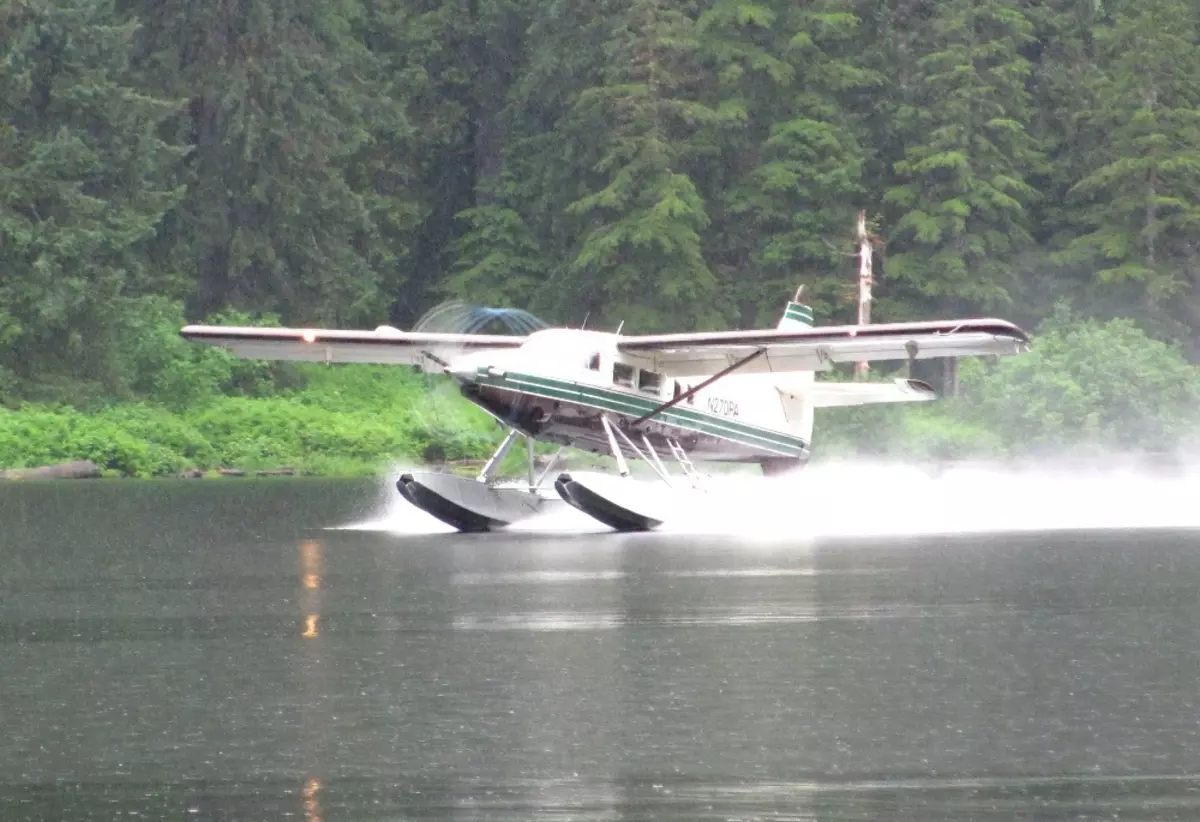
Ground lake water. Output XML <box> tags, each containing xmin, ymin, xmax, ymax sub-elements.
<box><xmin>3</xmin><ymin>466</ymin><xmax>1200</xmax><ymax>820</ymax></box>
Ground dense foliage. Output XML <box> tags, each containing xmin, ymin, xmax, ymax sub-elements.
<box><xmin>0</xmin><ymin>303</ymin><xmax>510</xmax><ymax>475</ymax></box>
<box><xmin>819</xmin><ymin>312</ymin><xmax>1200</xmax><ymax>459</ymax></box>
<box><xmin>2</xmin><ymin>0</ymin><xmax>1199</xmax><ymax>473</ymax></box>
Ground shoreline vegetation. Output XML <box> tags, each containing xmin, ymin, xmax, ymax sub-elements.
<box><xmin>3</xmin><ymin>309</ymin><xmax>1199</xmax><ymax>480</ymax></box>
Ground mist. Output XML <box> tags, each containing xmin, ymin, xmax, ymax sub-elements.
<box><xmin>335</xmin><ymin>454</ymin><xmax>1200</xmax><ymax>539</ymax></box>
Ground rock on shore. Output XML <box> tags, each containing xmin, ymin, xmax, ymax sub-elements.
<box><xmin>1</xmin><ymin>460</ymin><xmax>101</xmax><ymax>480</ymax></box>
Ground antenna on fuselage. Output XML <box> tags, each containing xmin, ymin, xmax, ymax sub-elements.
<box><xmin>615</xmin><ymin>320</ymin><xmax>625</xmax><ymax>335</ymax></box>
<box><xmin>581</xmin><ymin>311</ymin><xmax>590</xmax><ymax>330</ymax></box>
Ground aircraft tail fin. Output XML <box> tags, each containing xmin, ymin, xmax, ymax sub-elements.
<box><xmin>776</xmin><ymin>287</ymin><xmax>814</xmax><ymax>331</ymax></box>
<box><xmin>774</xmin><ymin>287</ymin><xmax>816</xmax><ymax>440</ymax></box>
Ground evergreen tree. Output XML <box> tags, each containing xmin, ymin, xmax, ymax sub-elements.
<box><xmin>128</xmin><ymin>0</ymin><xmax>400</xmax><ymax>326</ymax></box>
<box><xmin>881</xmin><ymin>0</ymin><xmax>1041</xmax><ymax>316</ymax></box>
<box><xmin>1019</xmin><ymin>0</ymin><xmax>1103</xmax><ymax>239</ymax></box>
<box><xmin>395</xmin><ymin>0</ymin><xmax>544</xmax><ymax>316</ymax></box>
<box><xmin>445</xmin><ymin>198</ymin><xmax>548</xmax><ymax>306</ymax></box>
<box><xmin>488</xmin><ymin>0</ymin><xmax>616</xmax><ymax>321</ymax></box>
<box><xmin>698</xmin><ymin>0</ymin><xmax>876</xmax><ymax>327</ymax></box>
<box><xmin>549</xmin><ymin>0</ymin><xmax>720</xmax><ymax>332</ymax></box>
<box><xmin>0</xmin><ymin>0</ymin><xmax>184</xmax><ymax>399</ymax></box>
<box><xmin>691</xmin><ymin>0</ymin><xmax>791</xmax><ymax>327</ymax></box>
<box><xmin>1063</xmin><ymin>0</ymin><xmax>1200</xmax><ymax>338</ymax></box>
<box><xmin>997</xmin><ymin>0</ymin><xmax>1103</xmax><ymax>329</ymax></box>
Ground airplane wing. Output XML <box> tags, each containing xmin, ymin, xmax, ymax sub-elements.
<box><xmin>805</xmin><ymin>379</ymin><xmax>938</xmax><ymax>408</ymax></box>
<box><xmin>617</xmin><ymin>318</ymin><xmax>1028</xmax><ymax>377</ymax></box>
<box><xmin>178</xmin><ymin>325</ymin><xmax>526</xmax><ymax>367</ymax></box>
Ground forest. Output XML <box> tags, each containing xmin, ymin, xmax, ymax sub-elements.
<box><xmin>2</xmin><ymin>0</ymin><xmax>1200</xmax><ymax>475</ymax></box>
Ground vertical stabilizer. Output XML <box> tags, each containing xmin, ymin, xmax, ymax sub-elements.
<box><xmin>763</xmin><ymin>287</ymin><xmax>816</xmax><ymax>475</ymax></box>
<box><xmin>777</xmin><ymin>286</ymin><xmax>815</xmax><ymax>331</ymax></box>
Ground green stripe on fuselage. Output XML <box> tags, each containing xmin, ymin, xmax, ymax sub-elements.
<box><xmin>475</xmin><ymin>371</ymin><xmax>809</xmax><ymax>457</ymax></box>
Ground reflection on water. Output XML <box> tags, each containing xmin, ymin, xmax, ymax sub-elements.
<box><xmin>297</xmin><ymin>540</ymin><xmax>324</xmax><ymax>821</ymax></box>
<box><xmin>300</xmin><ymin>539</ymin><xmax>322</xmax><ymax>640</ymax></box>
<box><xmin>303</xmin><ymin>776</ymin><xmax>321</xmax><ymax>822</ymax></box>
<box><xmin>302</xmin><ymin>614</ymin><xmax>320</xmax><ymax>639</ymax></box>
<box><xmin>2</xmin><ymin>479</ymin><xmax>1200</xmax><ymax>820</ymax></box>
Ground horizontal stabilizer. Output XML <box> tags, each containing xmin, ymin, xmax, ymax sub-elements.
<box><xmin>803</xmin><ymin>378</ymin><xmax>937</xmax><ymax>409</ymax></box>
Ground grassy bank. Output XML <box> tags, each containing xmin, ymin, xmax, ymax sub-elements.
<box><xmin>3</xmin><ymin>313</ymin><xmax>1199</xmax><ymax>477</ymax></box>
<box><xmin>0</xmin><ymin>366</ymin><xmax>513</xmax><ymax>478</ymax></box>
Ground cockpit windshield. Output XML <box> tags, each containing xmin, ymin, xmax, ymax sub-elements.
<box><xmin>519</xmin><ymin>329</ymin><xmax>612</xmax><ymax>373</ymax></box>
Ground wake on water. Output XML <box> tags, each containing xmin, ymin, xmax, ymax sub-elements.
<box><xmin>331</xmin><ymin>456</ymin><xmax>1200</xmax><ymax>539</ymax></box>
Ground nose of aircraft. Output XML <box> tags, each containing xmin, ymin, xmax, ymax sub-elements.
<box><xmin>445</xmin><ymin>361</ymin><xmax>477</xmax><ymax>385</ymax></box>
<box><xmin>445</xmin><ymin>353</ymin><xmax>487</xmax><ymax>385</ymax></box>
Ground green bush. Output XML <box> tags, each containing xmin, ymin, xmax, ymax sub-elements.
<box><xmin>0</xmin><ymin>406</ymin><xmax>186</xmax><ymax>476</ymax></box>
<box><xmin>0</xmin><ymin>362</ymin><xmax>510</xmax><ymax>477</ymax></box>
<box><xmin>956</xmin><ymin>314</ymin><xmax>1200</xmax><ymax>453</ymax></box>
<box><xmin>816</xmin><ymin>314</ymin><xmax>1200</xmax><ymax>459</ymax></box>
<box><xmin>115</xmin><ymin>297</ymin><xmax>292</xmax><ymax>409</ymax></box>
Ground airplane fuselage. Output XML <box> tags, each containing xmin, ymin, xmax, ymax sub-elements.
<box><xmin>446</xmin><ymin>329</ymin><xmax>811</xmax><ymax>469</ymax></box>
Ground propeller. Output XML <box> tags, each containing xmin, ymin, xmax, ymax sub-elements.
<box><xmin>411</xmin><ymin>301</ymin><xmax>552</xmax><ymax>429</ymax></box>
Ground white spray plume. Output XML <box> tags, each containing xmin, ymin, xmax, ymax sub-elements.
<box><xmin>332</xmin><ymin>456</ymin><xmax>1200</xmax><ymax>538</ymax></box>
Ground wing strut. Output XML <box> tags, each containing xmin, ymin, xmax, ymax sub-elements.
<box><xmin>630</xmin><ymin>347</ymin><xmax>766</xmax><ymax>428</ymax></box>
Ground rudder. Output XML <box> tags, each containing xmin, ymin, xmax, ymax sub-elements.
<box><xmin>760</xmin><ymin>286</ymin><xmax>816</xmax><ymax>476</ymax></box>
<box><xmin>777</xmin><ymin>286</ymin><xmax>814</xmax><ymax>331</ymax></box>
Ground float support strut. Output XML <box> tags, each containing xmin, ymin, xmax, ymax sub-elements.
<box><xmin>535</xmin><ymin>447</ymin><xmax>566</xmax><ymax>489</ymax></box>
<box><xmin>478</xmin><ymin>428</ymin><xmax>521</xmax><ymax>483</ymax></box>
<box><xmin>608</xmin><ymin>424</ymin><xmax>671</xmax><ymax>485</ymax></box>
<box><xmin>641</xmin><ymin>434</ymin><xmax>672</xmax><ymax>483</ymax></box>
<box><xmin>599</xmin><ymin>415</ymin><xmax>631</xmax><ymax>477</ymax></box>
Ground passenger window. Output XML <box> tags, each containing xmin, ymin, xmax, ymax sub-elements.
<box><xmin>638</xmin><ymin>369</ymin><xmax>662</xmax><ymax>394</ymax></box>
<box><xmin>586</xmin><ymin>353</ymin><xmax>600</xmax><ymax>371</ymax></box>
<box><xmin>613</xmin><ymin>362</ymin><xmax>635</xmax><ymax>388</ymax></box>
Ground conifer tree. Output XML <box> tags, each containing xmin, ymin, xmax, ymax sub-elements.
<box><xmin>377</xmin><ymin>0</ymin><xmax>539</xmax><ymax>322</ymax></box>
<box><xmin>488</xmin><ymin>0</ymin><xmax>617</xmax><ymax>320</ymax></box>
<box><xmin>128</xmin><ymin>0</ymin><xmax>399</xmax><ymax>326</ymax></box>
<box><xmin>881</xmin><ymin>0</ymin><xmax>1040</xmax><ymax>315</ymax></box>
<box><xmin>553</xmin><ymin>0</ymin><xmax>721</xmax><ymax>331</ymax></box>
<box><xmin>698</xmin><ymin>0</ymin><xmax>876</xmax><ymax>326</ymax></box>
<box><xmin>0</xmin><ymin>0</ymin><xmax>184</xmax><ymax>398</ymax></box>
<box><xmin>988</xmin><ymin>0</ymin><xmax>1103</xmax><ymax>326</ymax></box>
<box><xmin>692</xmin><ymin>0</ymin><xmax>794</xmax><ymax>328</ymax></box>
<box><xmin>1019</xmin><ymin>0</ymin><xmax>1103</xmax><ymax>238</ymax></box>
<box><xmin>445</xmin><ymin>197</ymin><xmax>548</xmax><ymax>307</ymax></box>
<box><xmin>1063</xmin><ymin>0</ymin><xmax>1200</xmax><ymax>332</ymax></box>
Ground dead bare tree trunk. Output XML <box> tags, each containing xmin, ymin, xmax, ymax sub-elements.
<box><xmin>855</xmin><ymin>209</ymin><xmax>873</xmax><ymax>379</ymax></box>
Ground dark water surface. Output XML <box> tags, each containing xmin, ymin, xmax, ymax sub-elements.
<box><xmin>3</xmin><ymin>479</ymin><xmax>1200</xmax><ymax>820</ymax></box>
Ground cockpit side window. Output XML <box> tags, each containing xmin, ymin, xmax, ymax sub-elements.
<box><xmin>613</xmin><ymin>362</ymin><xmax>635</xmax><ymax>388</ymax></box>
<box><xmin>638</xmin><ymin>369</ymin><xmax>662</xmax><ymax>394</ymax></box>
<box><xmin>586</xmin><ymin>353</ymin><xmax>600</xmax><ymax>371</ymax></box>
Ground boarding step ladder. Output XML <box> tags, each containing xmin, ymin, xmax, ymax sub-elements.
<box><xmin>665</xmin><ymin>437</ymin><xmax>702</xmax><ymax>486</ymax></box>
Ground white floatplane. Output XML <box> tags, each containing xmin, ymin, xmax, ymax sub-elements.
<box><xmin>180</xmin><ymin>290</ymin><xmax>1029</xmax><ymax>532</ymax></box>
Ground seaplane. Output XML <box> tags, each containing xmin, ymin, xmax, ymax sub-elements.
<box><xmin>180</xmin><ymin>288</ymin><xmax>1029</xmax><ymax>532</ymax></box>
